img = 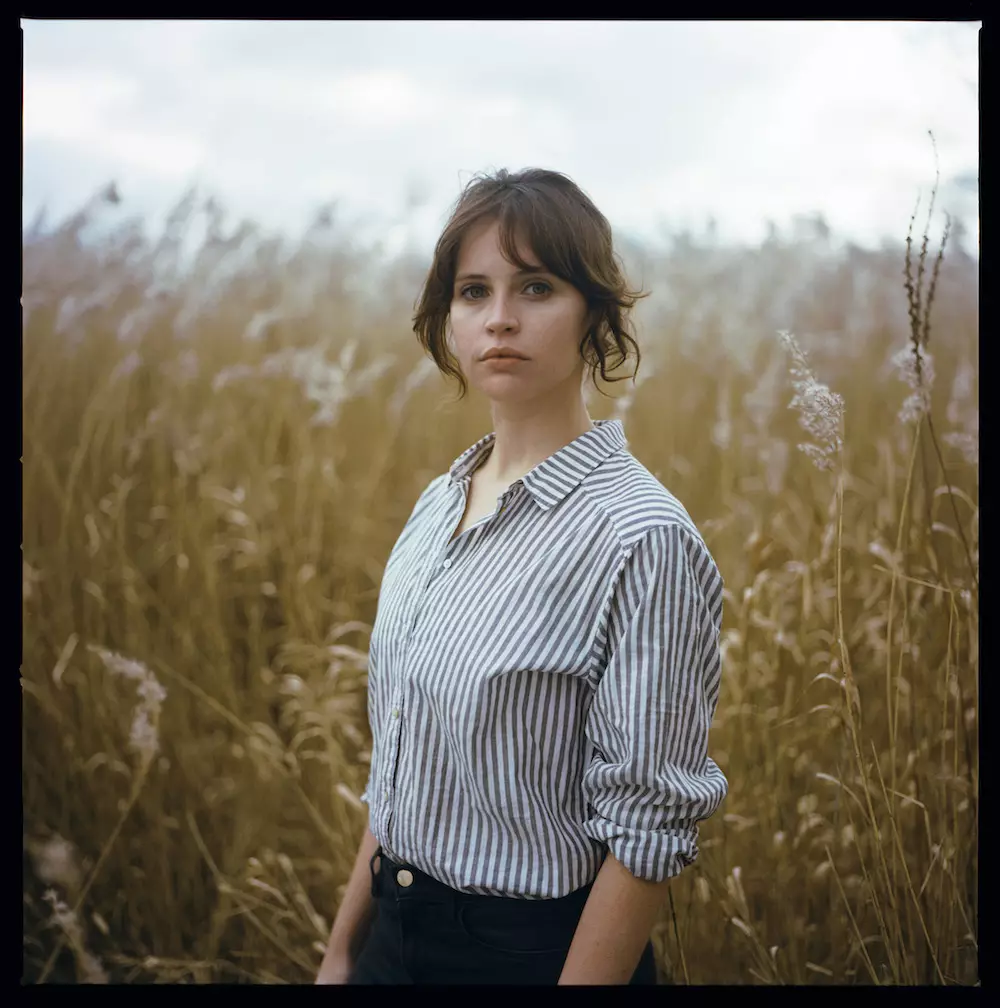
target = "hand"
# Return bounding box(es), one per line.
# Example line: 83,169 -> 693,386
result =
315,953 -> 353,984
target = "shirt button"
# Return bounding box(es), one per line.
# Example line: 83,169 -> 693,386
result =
392,708 -> 400,719
396,869 -> 414,887
383,789 -> 389,799
442,558 -> 452,569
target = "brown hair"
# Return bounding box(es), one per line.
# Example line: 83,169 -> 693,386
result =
413,167 -> 647,401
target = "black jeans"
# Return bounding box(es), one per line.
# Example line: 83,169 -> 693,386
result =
348,845 -> 658,985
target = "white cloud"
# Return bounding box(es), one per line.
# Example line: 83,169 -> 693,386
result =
319,70 -> 429,127
23,67 -> 205,182
20,19 -> 979,250
102,131 -> 205,179
23,68 -> 136,143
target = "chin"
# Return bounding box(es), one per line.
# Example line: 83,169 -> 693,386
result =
475,379 -> 538,402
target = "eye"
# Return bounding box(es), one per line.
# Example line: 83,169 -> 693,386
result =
459,284 -> 487,300
524,280 -> 552,296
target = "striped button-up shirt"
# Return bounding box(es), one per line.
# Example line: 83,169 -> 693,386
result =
360,418 -> 728,899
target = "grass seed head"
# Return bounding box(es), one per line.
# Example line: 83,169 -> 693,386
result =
87,646 -> 167,763
777,330 -> 845,471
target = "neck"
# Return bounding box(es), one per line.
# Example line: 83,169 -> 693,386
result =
480,393 -> 595,486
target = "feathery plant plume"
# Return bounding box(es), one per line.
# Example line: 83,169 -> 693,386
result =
27,834 -> 84,897
212,338 -> 396,427
942,420 -> 978,466
946,356 -> 976,426
897,130 -> 977,601
777,330 -> 845,471
892,344 -> 936,425
900,129 -> 951,422
86,646 -> 166,766
42,890 -> 109,984
36,648 -> 167,984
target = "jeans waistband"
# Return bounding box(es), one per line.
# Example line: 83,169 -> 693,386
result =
368,845 -> 598,907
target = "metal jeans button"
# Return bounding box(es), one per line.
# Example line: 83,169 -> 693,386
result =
396,869 -> 414,887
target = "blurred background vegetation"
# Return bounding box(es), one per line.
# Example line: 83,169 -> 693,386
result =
22,181 -> 977,984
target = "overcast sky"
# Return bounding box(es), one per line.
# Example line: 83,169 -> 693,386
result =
22,19 -> 979,256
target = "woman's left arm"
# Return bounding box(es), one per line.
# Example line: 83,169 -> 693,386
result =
566,523 -> 730,984
558,852 -> 670,985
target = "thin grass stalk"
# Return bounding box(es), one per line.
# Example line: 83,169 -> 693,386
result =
837,754 -> 892,980
57,381 -> 117,552
666,887 -> 690,984
825,845 -> 879,984
886,424 -> 921,822
868,740 -> 945,984
835,456 -> 905,982
37,758 -> 153,983
923,411 -> 979,598
186,811 -> 315,975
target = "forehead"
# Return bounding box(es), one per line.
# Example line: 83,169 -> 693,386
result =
455,218 -> 540,271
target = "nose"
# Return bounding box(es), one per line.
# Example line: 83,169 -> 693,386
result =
485,292 -> 519,334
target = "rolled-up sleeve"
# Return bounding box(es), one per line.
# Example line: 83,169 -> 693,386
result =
582,522 -> 729,882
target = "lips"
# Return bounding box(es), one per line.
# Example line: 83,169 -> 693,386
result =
482,349 -> 528,361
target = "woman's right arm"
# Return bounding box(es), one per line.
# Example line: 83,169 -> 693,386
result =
314,824 -> 381,984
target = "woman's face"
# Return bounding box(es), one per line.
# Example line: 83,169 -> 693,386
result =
448,218 -> 590,405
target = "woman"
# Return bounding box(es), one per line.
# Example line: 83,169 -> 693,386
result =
315,168 -> 729,985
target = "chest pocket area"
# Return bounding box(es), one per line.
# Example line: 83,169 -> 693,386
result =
434,548 -> 606,685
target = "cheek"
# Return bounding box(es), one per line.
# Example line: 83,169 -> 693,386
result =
447,308 -> 466,338
448,314 -> 478,362
547,301 -> 590,348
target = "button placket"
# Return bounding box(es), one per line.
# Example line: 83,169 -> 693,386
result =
388,527 -> 452,841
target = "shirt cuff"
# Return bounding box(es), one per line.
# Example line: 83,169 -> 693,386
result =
582,813 -> 699,883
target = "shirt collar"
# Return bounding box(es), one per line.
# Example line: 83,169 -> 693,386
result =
447,418 -> 627,512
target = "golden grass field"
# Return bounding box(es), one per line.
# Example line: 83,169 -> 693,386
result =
22,184 -> 978,984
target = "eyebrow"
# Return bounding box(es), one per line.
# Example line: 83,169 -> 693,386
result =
455,267 -> 551,283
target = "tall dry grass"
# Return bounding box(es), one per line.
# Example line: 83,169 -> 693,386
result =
22,180 -> 977,984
